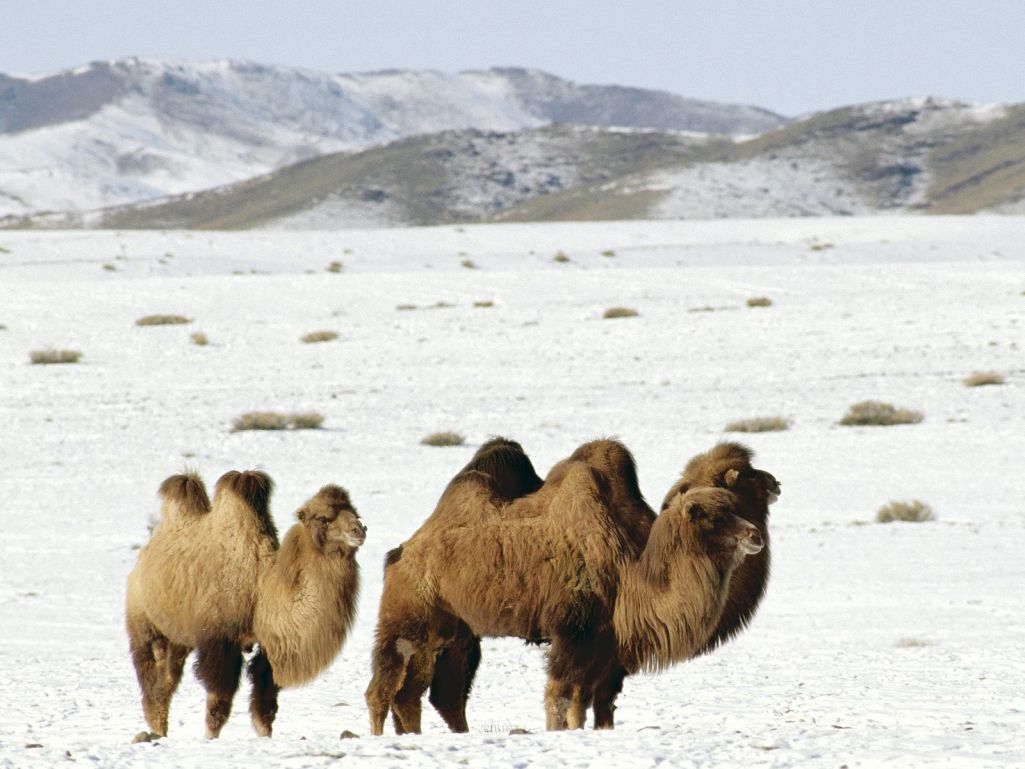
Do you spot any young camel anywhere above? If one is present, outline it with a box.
[125,470,365,739]
[365,441,763,734]
[399,439,780,732]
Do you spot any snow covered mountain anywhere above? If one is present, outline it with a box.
[18,97,1021,230]
[0,58,786,217]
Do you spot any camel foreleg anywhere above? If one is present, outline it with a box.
[247,647,280,737]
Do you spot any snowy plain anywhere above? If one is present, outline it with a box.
[1,216,1024,768]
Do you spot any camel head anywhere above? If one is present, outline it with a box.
[297,484,367,555]
[664,442,781,521]
[664,487,764,572]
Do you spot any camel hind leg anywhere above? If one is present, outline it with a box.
[194,639,244,739]
[127,617,189,737]
[247,647,280,737]
[591,664,626,729]
[428,629,481,733]
[366,637,418,735]
[390,647,434,734]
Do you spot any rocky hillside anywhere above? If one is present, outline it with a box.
[0,58,786,218]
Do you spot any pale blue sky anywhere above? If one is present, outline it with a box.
[3,0,1024,116]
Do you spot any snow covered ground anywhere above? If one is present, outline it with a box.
[1,217,1023,768]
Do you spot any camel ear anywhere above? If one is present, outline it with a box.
[296,506,309,523]
[723,469,741,488]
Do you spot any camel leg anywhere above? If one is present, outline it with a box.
[428,629,480,733]
[544,679,571,731]
[366,637,414,736]
[391,648,434,734]
[247,647,280,737]
[591,665,626,729]
[128,617,189,737]
[194,639,244,739]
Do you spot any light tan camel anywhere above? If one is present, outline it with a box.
[365,440,762,734]
[125,470,364,739]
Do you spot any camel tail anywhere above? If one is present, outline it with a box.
[158,472,211,516]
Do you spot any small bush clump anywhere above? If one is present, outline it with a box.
[461,258,478,269]
[600,249,616,257]
[327,261,343,273]
[136,314,191,326]
[289,412,326,430]
[190,332,209,346]
[746,297,773,308]
[840,401,923,427]
[396,303,418,311]
[962,371,1004,387]
[725,416,791,433]
[474,300,495,308]
[603,307,639,319]
[553,251,570,263]
[300,330,339,344]
[421,431,465,447]
[30,348,82,365]
[231,411,325,432]
[876,500,935,523]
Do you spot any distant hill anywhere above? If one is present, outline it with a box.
[0,58,786,218]
[11,97,1022,230]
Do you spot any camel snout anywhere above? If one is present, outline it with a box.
[732,518,763,555]
[739,528,764,555]
[345,522,367,548]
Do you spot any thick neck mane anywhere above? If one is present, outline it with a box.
[612,493,738,674]
[255,523,359,688]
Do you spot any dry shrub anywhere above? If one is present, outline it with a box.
[600,249,616,257]
[962,371,1004,387]
[289,412,325,430]
[895,638,934,648]
[725,416,791,433]
[190,332,209,346]
[421,431,465,447]
[876,500,935,523]
[396,303,418,311]
[301,330,339,344]
[553,251,570,263]
[603,307,639,319]
[30,348,82,365]
[746,297,773,308]
[103,264,117,272]
[461,259,478,269]
[474,300,495,308]
[840,400,923,426]
[136,314,191,326]
[232,411,325,432]
[327,261,344,273]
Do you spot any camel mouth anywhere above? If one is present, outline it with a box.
[344,531,366,548]
[739,531,764,555]
[766,489,780,506]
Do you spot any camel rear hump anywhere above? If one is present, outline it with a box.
[157,472,211,519]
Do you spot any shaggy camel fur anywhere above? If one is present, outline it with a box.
[386,438,544,734]
[126,470,364,739]
[365,439,763,734]
[661,442,779,654]
[391,439,780,732]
